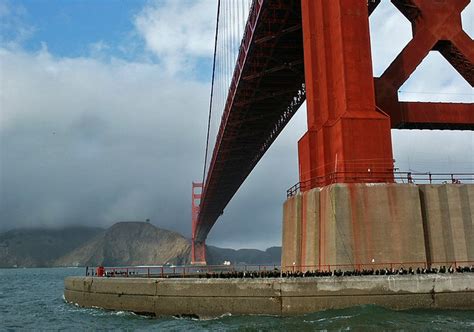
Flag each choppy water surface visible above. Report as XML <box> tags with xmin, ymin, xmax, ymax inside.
<box><xmin>0</xmin><ymin>268</ymin><xmax>473</xmax><ymax>331</ymax></box>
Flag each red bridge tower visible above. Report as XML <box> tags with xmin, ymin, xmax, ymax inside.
<box><xmin>191</xmin><ymin>182</ymin><xmax>206</xmax><ymax>265</ymax></box>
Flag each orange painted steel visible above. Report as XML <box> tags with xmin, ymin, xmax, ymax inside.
<box><xmin>286</xmin><ymin>172</ymin><xmax>474</xmax><ymax>197</ymax></box>
<box><xmin>191</xmin><ymin>182</ymin><xmax>206</xmax><ymax>264</ymax></box>
<box><xmin>298</xmin><ymin>0</ymin><xmax>394</xmax><ymax>189</ymax></box>
<box><xmin>374</xmin><ymin>0</ymin><xmax>474</xmax><ymax>129</ymax></box>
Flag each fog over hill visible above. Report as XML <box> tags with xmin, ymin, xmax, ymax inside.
<box><xmin>0</xmin><ymin>222</ymin><xmax>281</xmax><ymax>268</ymax></box>
<box><xmin>0</xmin><ymin>226</ymin><xmax>103</xmax><ymax>268</ymax></box>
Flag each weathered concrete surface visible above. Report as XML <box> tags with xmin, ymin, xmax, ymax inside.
<box><xmin>302</xmin><ymin>189</ymin><xmax>319</xmax><ymax>268</ymax></box>
<box><xmin>419</xmin><ymin>184</ymin><xmax>474</xmax><ymax>264</ymax></box>
<box><xmin>64</xmin><ymin>274</ymin><xmax>474</xmax><ymax>317</ymax></box>
<box><xmin>282</xmin><ymin>194</ymin><xmax>302</xmax><ymax>268</ymax></box>
<box><xmin>281</xmin><ymin>189</ymin><xmax>322</xmax><ymax>270</ymax></box>
<box><xmin>282</xmin><ymin>184</ymin><xmax>474</xmax><ymax>271</ymax></box>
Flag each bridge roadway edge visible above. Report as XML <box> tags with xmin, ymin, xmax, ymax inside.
<box><xmin>64</xmin><ymin>274</ymin><xmax>474</xmax><ymax>317</ymax></box>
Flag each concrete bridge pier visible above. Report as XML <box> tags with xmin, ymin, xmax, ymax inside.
<box><xmin>282</xmin><ymin>183</ymin><xmax>474</xmax><ymax>272</ymax></box>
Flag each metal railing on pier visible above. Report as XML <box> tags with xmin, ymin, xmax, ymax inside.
<box><xmin>86</xmin><ymin>264</ymin><xmax>279</xmax><ymax>278</ymax></box>
<box><xmin>287</xmin><ymin>172</ymin><xmax>474</xmax><ymax>197</ymax></box>
<box><xmin>86</xmin><ymin>260</ymin><xmax>474</xmax><ymax>278</ymax></box>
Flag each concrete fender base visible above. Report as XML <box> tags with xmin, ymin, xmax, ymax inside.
<box><xmin>281</xmin><ymin>184</ymin><xmax>474</xmax><ymax>270</ymax></box>
<box><xmin>64</xmin><ymin>274</ymin><xmax>474</xmax><ymax>317</ymax></box>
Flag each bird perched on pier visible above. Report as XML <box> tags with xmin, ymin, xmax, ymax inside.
<box><xmin>334</xmin><ymin>269</ymin><xmax>343</xmax><ymax>277</ymax></box>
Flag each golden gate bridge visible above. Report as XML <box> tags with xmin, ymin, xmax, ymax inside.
<box><xmin>191</xmin><ymin>0</ymin><xmax>474</xmax><ymax>264</ymax></box>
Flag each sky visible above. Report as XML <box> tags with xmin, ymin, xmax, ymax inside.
<box><xmin>0</xmin><ymin>0</ymin><xmax>473</xmax><ymax>250</ymax></box>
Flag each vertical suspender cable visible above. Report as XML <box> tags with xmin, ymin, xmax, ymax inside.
<box><xmin>202</xmin><ymin>0</ymin><xmax>221</xmax><ymax>186</ymax></box>
<box><xmin>223</xmin><ymin>0</ymin><xmax>227</xmax><ymax>95</ymax></box>
<box><xmin>230</xmin><ymin>0</ymin><xmax>234</xmax><ymax>73</ymax></box>
<box><xmin>237</xmin><ymin>1</ymin><xmax>242</xmax><ymax>43</ymax></box>
<box><xmin>222</xmin><ymin>0</ymin><xmax>227</xmax><ymax>114</ymax></box>
<box><xmin>226</xmin><ymin>0</ymin><xmax>230</xmax><ymax>92</ymax></box>
<box><xmin>228</xmin><ymin>0</ymin><xmax>232</xmax><ymax>91</ymax></box>
<box><xmin>220</xmin><ymin>2</ymin><xmax>224</xmax><ymax>120</ymax></box>
<box><xmin>231</xmin><ymin>1</ymin><xmax>235</xmax><ymax>81</ymax></box>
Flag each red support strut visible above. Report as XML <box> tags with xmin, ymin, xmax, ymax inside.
<box><xmin>374</xmin><ymin>0</ymin><xmax>474</xmax><ymax>129</ymax></box>
<box><xmin>191</xmin><ymin>182</ymin><xmax>206</xmax><ymax>265</ymax></box>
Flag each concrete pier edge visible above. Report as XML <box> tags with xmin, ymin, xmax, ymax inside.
<box><xmin>64</xmin><ymin>274</ymin><xmax>474</xmax><ymax>317</ymax></box>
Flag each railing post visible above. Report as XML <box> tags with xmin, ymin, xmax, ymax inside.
<box><xmin>147</xmin><ymin>268</ymin><xmax>150</xmax><ymax>278</ymax></box>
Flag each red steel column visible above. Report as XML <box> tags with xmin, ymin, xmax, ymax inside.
<box><xmin>298</xmin><ymin>0</ymin><xmax>394</xmax><ymax>189</ymax></box>
<box><xmin>191</xmin><ymin>182</ymin><xmax>206</xmax><ymax>265</ymax></box>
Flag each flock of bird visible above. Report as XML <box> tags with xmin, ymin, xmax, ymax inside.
<box><xmin>194</xmin><ymin>265</ymin><xmax>474</xmax><ymax>279</ymax></box>
<box><xmin>89</xmin><ymin>265</ymin><xmax>474</xmax><ymax>278</ymax></box>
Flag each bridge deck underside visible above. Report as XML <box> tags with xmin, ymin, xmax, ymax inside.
<box><xmin>196</xmin><ymin>0</ymin><xmax>305</xmax><ymax>241</ymax></box>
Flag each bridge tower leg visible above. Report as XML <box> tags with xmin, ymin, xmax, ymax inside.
<box><xmin>298</xmin><ymin>0</ymin><xmax>394</xmax><ymax>189</ymax></box>
<box><xmin>191</xmin><ymin>182</ymin><xmax>206</xmax><ymax>265</ymax></box>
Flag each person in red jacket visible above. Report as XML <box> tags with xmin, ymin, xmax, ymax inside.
<box><xmin>96</xmin><ymin>266</ymin><xmax>105</xmax><ymax>277</ymax></box>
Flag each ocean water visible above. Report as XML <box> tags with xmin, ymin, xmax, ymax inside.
<box><xmin>0</xmin><ymin>268</ymin><xmax>473</xmax><ymax>331</ymax></box>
